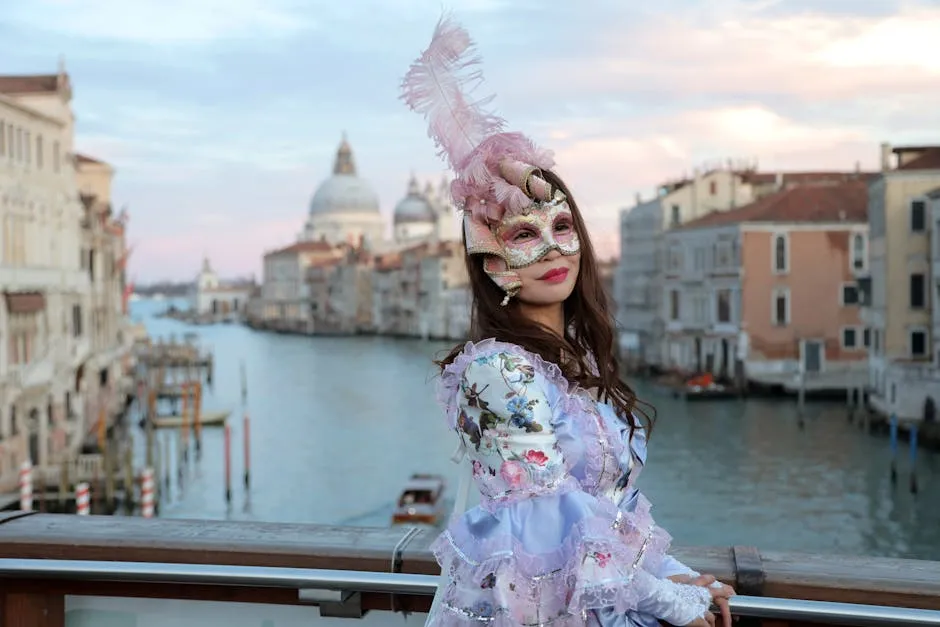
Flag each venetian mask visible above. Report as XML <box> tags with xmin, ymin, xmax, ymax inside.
<box><xmin>495</xmin><ymin>196</ymin><xmax>580</xmax><ymax>269</ymax></box>
<box><xmin>464</xmin><ymin>191</ymin><xmax>581</xmax><ymax>302</ymax></box>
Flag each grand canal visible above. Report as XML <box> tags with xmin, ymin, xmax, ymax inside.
<box><xmin>131</xmin><ymin>299</ymin><xmax>940</xmax><ymax>561</ymax></box>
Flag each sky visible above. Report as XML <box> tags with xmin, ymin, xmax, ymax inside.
<box><xmin>2</xmin><ymin>0</ymin><xmax>939</xmax><ymax>282</ymax></box>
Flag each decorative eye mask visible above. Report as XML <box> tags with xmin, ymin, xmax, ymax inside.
<box><xmin>464</xmin><ymin>189</ymin><xmax>581</xmax><ymax>304</ymax></box>
<box><xmin>495</xmin><ymin>198</ymin><xmax>580</xmax><ymax>269</ymax></box>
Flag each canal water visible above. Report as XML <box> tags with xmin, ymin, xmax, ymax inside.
<box><xmin>130</xmin><ymin>299</ymin><xmax>940</xmax><ymax>561</ymax></box>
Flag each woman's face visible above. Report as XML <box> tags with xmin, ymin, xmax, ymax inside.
<box><xmin>495</xmin><ymin>201</ymin><xmax>581</xmax><ymax>306</ymax></box>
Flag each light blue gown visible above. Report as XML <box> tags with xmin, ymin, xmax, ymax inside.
<box><xmin>426</xmin><ymin>340</ymin><xmax>712</xmax><ymax>627</ymax></box>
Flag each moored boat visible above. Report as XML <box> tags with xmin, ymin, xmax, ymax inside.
<box><xmin>150</xmin><ymin>409</ymin><xmax>231</xmax><ymax>429</ymax></box>
<box><xmin>391</xmin><ymin>474</ymin><xmax>446</xmax><ymax>526</ymax></box>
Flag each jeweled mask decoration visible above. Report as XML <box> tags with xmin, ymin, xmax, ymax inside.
<box><xmin>400</xmin><ymin>16</ymin><xmax>580</xmax><ymax>304</ymax></box>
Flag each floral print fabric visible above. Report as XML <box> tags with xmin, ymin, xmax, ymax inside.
<box><xmin>428</xmin><ymin>340</ymin><xmax>712</xmax><ymax>627</ymax></box>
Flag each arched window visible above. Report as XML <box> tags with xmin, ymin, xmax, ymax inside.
<box><xmin>773</xmin><ymin>234</ymin><xmax>787</xmax><ymax>273</ymax></box>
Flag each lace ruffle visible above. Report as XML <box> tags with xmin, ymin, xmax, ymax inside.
<box><xmin>429</xmin><ymin>490</ymin><xmax>676</xmax><ymax>626</ymax></box>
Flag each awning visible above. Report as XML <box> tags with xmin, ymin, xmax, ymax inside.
<box><xmin>5</xmin><ymin>291</ymin><xmax>45</xmax><ymax>314</ymax></box>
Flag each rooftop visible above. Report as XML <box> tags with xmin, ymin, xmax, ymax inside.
<box><xmin>265</xmin><ymin>240</ymin><xmax>339</xmax><ymax>257</ymax></box>
<box><xmin>678</xmin><ymin>180</ymin><xmax>868</xmax><ymax>230</ymax></box>
<box><xmin>75</xmin><ymin>153</ymin><xmax>108</xmax><ymax>165</ymax></box>
<box><xmin>0</xmin><ymin>73</ymin><xmax>62</xmax><ymax>94</ymax></box>
<box><xmin>894</xmin><ymin>146</ymin><xmax>940</xmax><ymax>171</ymax></box>
<box><xmin>741</xmin><ymin>171</ymin><xmax>877</xmax><ymax>185</ymax></box>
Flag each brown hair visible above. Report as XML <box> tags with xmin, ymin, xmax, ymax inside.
<box><xmin>437</xmin><ymin>170</ymin><xmax>655</xmax><ymax>435</ymax></box>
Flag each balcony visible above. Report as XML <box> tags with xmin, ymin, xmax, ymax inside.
<box><xmin>8</xmin><ymin>338</ymin><xmax>64</xmax><ymax>391</ymax></box>
<box><xmin>69</xmin><ymin>336</ymin><xmax>92</xmax><ymax>367</ymax></box>
<box><xmin>0</xmin><ymin>514</ymin><xmax>936</xmax><ymax>626</ymax></box>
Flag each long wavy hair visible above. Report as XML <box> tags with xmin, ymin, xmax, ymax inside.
<box><xmin>437</xmin><ymin>170</ymin><xmax>655</xmax><ymax>434</ymax></box>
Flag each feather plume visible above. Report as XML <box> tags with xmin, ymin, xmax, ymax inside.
<box><xmin>400</xmin><ymin>15</ymin><xmax>505</xmax><ymax>171</ymax></box>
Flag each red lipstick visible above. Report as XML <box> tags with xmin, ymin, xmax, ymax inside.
<box><xmin>538</xmin><ymin>267</ymin><xmax>569</xmax><ymax>283</ymax></box>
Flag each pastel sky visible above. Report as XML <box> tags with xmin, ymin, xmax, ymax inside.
<box><xmin>2</xmin><ymin>0</ymin><xmax>939</xmax><ymax>282</ymax></box>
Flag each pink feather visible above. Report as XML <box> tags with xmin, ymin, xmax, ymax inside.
<box><xmin>400</xmin><ymin>15</ymin><xmax>506</xmax><ymax>171</ymax></box>
<box><xmin>491</xmin><ymin>178</ymin><xmax>531</xmax><ymax>213</ymax></box>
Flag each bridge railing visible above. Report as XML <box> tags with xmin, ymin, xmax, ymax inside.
<box><xmin>0</xmin><ymin>511</ymin><xmax>938</xmax><ymax>626</ymax></box>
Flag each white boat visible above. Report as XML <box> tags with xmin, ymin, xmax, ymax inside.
<box><xmin>391</xmin><ymin>474</ymin><xmax>446</xmax><ymax>526</ymax></box>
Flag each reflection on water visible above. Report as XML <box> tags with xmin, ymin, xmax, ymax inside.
<box><xmin>132</xmin><ymin>300</ymin><xmax>940</xmax><ymax>561</ymax></box>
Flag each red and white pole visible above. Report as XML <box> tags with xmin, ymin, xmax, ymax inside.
<box><xmin>141</xmin><ymin>467</ymin><xmax>155</xmax><ymax>518</ymax></box>
<box><xmin>76</xmin><ymin>482</ymin><xmax>90</xmax><ymax>515</ymax></box>
<box><xmin>19</xmin><ymin>460</ymin><xmax>32</xmax><ymax>511</ymax></box>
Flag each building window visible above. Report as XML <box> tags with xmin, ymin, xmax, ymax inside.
<box><xmin>715</xmin><ymin>289</ymin><xmax>731</xmax><ymax>323</ymax></box>
<box><xmin>910</xmin><ymin>329</ymin><xmax>927</xmax><ymax>358</ymax></box>
<box><xmin>666</xmin><ymin>245</ymin><xmax>681</xmax><ymax>271</ymax></box>
<box><xmin>863</xmin><ymin>327</ymin><xmax>870</xmax><ymax>348</ymax></box>
<box><xmin>36</xmin><ymin>135</ymin><xmax>43</xmax><ymax>169</ymax></box>
<box><xmin>53</xmin><ymin>141</ymin><xmax>60</xmax><ymax>172</ymax></box>
<box><xmin>714</xmin><ymin>241</ymin><xmax>733</xmax><ymax>268</ymax></box>
<box><xmin>772</xmin><ymin>233</ymin><xmax>788</xmax><ymax>273</ymax></box>
<box><xmin>841</xmin><ymin>282</ymin><xmax>859</xmax><ymax>306</ymax></box>
<box><xmin>669</xmin><ymin>289</ymin><xmax>680</xmax><ymax>321</ymax></box>
<box><xmin>0</xmin><ymin>121</ymin><xmax>4</xmax><ymax>156</ymax></box>
<box><xmin>911</xmin><ymin>199</ymin><xmax>926</xmax><ymax>232</ymax></box>
<box><xmin>851</xmin><ymin>233</ymin><xmax>866</xmax><ymax>272</ymax></box>
<box><xmin>842</xmin><ymin>327</ymin><xmax>858</xmax><ymax>350</ymax></box>
<box><xmin>671</xmin><ymin>204</ymin><xmax>680</xmax><ymax>227</ymax></box>
<box><xmin>772</xmin><ymin>287</ymin><xmax>789</xmax><ymax>326</ymax></box>
<box><xmin>709</xmin><ymin>180</ymin><xmax>717</xmax><ymax>195</ymax></box>
<box><xmin>910</xmin><ymin>273</ymin><xmax>926</xmax><ymax>309</ymax></box>
<box><xmin>72</xmin><ymin>305</ymin><xmax>82</xmax><ymax>337</ymax></box>
<box><xmin>24</xmin><ymin>131</ymin><xmax>31</xmax><ymax>164</ymax></box>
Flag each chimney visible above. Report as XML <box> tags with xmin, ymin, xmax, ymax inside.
<box><xmin>775</xmin><ymin>172</ymin><xmax>783</xmax><ymax>190</ymax></box>
<box><xmin>635</xmin><ymin>192</ymin><xmax>641</xmax><ymax>205</ymax></box>
<box><xmin>880</xmin><ymin>142</ymin><xmax>893</xmax><ymax>172</ymax></box>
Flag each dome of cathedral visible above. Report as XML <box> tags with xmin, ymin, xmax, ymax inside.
<box><xmin>308</xmin><ymin>135</ymin><xmax>380</xmax><ymax>216</ymax></box>
<box><xmin>393</xmin><ymin>174</ymin><xmax>437</xmax><ymax>224</ymax></box>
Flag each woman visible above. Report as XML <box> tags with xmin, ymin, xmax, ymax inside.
<box><xmin>401</xmin><ymin>15</ymin><xmax>735</xmax><ymax>627</ymax></box>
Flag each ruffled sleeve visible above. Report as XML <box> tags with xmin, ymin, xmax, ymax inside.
<box><xmin>623</xmin><ymin>426</ymin><xmax>701</xmax><ymax>582</ymax></box>
<box><xmin>430</xmin><ymin>343</ymin><xmax>711</xmax><ymax>627</ymax></box>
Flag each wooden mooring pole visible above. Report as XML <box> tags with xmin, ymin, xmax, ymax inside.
<box><xmin>889</xmin><ymin>413</ymin><xmax>898</xmax><ymax>485</ymax></box>
<box><xmin>241</xmin><ymin>361</ymin><xmax>251</xmax><ymax>495</ymax></box>
<box><xmin>910</xmin><ymin>423</ymin><xmax>919</xmax><ymax>495</ymax></box>
<box><xmin>194</xmin><ymin>380</ymin><xmax>203</xmax><ymax>460</ymax></box>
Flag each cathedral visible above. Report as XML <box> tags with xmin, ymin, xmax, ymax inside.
<box><xmin>300</xmin><ymin>135</ymin><xmax>460</xmax><ymax>251</ymax></box>
<box><xmin>301</xmin><ymin>134</ymin><xmax>386</xmax><ymax>248</ymax></box>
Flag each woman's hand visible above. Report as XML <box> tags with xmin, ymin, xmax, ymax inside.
<box><xmin>669</xmin><ymin>574</ymin><xmax>736</xmax><ymax>626</ymax></box>
<box><xmin>683</xmin><ymin>613</ymin><xmax>715</xmax><ymax>627</ymax></box>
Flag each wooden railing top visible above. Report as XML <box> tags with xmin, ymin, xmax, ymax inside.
<box><xmin>0</xmin><ymin>512</ymin><xmax>938</xmax><ymax>611</ymax></box>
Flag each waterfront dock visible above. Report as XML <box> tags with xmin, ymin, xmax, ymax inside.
<box><xmin>0</xmin><ymin>514</ymin><xmax>937</xmax><ymax>625</ymax></box>
<box><xmin>134</xmin><ymin>336</ymin><xmax>214</xmax><ymax>378</ymax></box>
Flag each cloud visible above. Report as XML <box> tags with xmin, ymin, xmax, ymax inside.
<box><xmin>4</xmin><ymin>0</ymin><xmax>316</xmax><ymax>44</ymax></box>
<box><xmin>5</xmin><ymin>0</ymin><xmax>937</xmax><ymax>278</ymax></box>
<box><xmin>544</xmin><ymin>105</ymin><xmax>880</xmax><ymax>259</ymax></box>
<box><xmin>545</xmin><ymin>4</ymin><xmax>940</xmax><ymax>103</ymax></box>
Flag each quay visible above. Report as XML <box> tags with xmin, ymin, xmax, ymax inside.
<box><xmin>0</xmin><ymin>513</ymin><xmax>937</xmax><ymax>626</ymax></box>
<box><xmin>134</xmin><ymin>336</ymin><xmax>214</xmax><ymax>378</ymax></box>
<box><xmin>0</xmin><ymin>333</ymin><xmax>224</xmax><ymax>519</ymax></box>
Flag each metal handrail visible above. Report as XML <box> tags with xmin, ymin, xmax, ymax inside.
<box><xmin>0</xmin><ymin>558</ymin><xmax>937</xmax><ymax>626</ymax></box>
